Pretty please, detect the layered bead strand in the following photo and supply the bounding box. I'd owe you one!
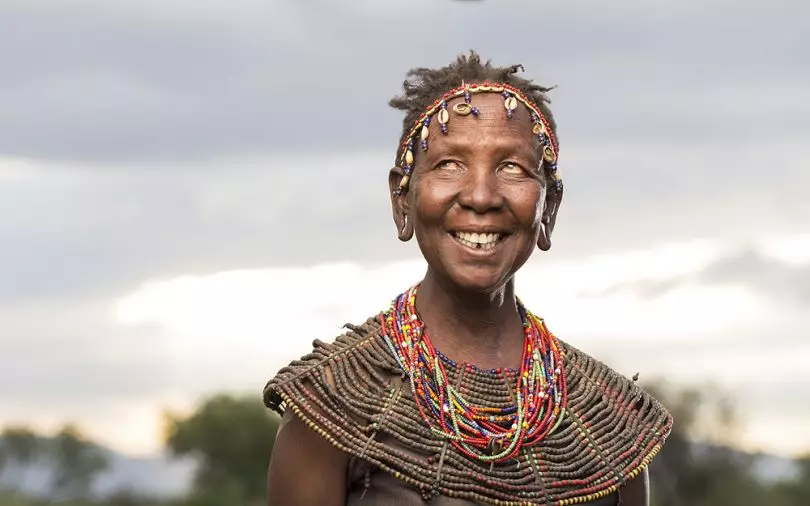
[381,285,568,464]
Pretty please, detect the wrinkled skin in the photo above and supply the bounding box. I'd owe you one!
[266,94,649,505]
[387,93,560,371]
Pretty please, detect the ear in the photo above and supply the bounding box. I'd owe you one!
[537,184,563,251]
[389,166,413,242]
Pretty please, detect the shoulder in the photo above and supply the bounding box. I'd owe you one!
[560,339,672,427]
[262,313,400,445]
[263,313,419,499]
[551,339,671,503]
[263,314,396,405]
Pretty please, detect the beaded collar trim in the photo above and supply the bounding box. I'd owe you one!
[394,82,562,196]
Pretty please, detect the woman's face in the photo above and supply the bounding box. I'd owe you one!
[397,93,556,294]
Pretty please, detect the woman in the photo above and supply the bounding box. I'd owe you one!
[264,52,672,506]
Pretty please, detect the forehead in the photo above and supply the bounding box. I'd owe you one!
[426,93,537,153]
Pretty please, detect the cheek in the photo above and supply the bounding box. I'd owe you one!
[410,182,448,226]
[513,185,546,228]
[533,191,547,226]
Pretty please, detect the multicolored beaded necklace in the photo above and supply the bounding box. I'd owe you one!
[381,285,568,464]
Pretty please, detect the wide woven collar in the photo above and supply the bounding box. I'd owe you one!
[264,316,673,506]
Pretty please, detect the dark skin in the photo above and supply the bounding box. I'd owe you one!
[267,94,649,505]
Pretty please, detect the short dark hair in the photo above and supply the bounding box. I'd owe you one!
[389,50,558,164]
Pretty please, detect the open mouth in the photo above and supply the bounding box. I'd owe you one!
[451,231,507,251]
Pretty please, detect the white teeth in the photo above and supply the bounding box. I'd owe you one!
[453,231,502,249]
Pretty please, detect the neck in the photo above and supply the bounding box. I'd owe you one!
[413,269,525,370]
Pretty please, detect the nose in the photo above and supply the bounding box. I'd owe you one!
[457,165,505,213]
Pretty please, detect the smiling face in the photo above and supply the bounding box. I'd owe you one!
[390,93,561,294]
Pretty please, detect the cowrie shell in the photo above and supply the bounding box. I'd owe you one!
[453,103,472,116]
[542,145,555,163]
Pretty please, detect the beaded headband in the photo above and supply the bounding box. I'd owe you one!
[394,82,561,196]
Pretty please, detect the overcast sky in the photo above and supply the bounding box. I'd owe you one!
[1,0,808,457]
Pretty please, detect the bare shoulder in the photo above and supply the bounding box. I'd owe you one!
[262,320,390,506]
[619,467,650,506]
[266,377,350,506]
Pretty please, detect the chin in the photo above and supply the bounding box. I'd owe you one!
[444,267,512,295]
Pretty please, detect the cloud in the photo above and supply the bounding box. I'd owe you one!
[4,236,808,455]
[1,1,806,305]
[0,296,179,454]
[592,246,810,307]
[3,132,808,303]
[0,153,411,301]
[0,0,806,161]
[0,298,173,407]
[105,236,809,455]
[699,249,810,304]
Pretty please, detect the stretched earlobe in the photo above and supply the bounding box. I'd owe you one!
[537,186,562,251]
[389,166,414,242]
[398,215,413,242]
[537,224,552,251]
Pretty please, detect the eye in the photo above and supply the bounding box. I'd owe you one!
[499,162,525,175]
[436,160,463,171]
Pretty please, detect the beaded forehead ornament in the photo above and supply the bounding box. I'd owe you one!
[394,82,562,196]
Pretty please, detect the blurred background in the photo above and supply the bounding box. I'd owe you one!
[0,0,808,505]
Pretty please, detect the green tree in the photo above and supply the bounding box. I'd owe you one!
[164,394,280,506]
[0,426,41,492]
[768,455,810,505]
[49,424,109,499]
[0,444,6,482]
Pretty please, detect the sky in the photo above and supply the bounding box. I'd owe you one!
[1,0,808,458]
